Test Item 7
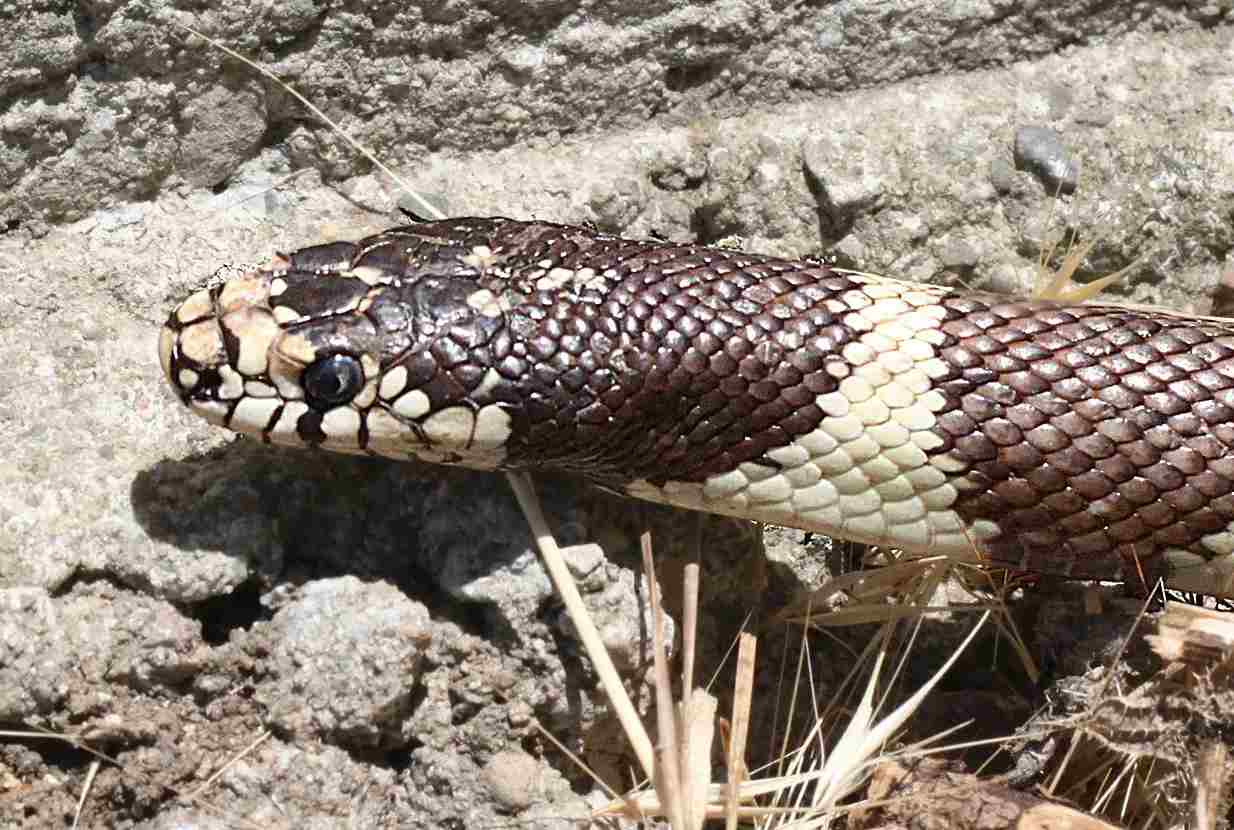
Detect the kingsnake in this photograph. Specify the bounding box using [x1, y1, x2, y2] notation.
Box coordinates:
[159, 218, 1234, 597]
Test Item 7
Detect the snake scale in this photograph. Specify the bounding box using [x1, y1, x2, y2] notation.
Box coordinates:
[160, 217, 1234, 598]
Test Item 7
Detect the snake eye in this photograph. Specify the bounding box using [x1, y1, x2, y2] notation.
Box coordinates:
[303, 353, 364, 409]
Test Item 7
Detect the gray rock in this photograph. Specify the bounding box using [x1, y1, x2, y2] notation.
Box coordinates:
[201, 149, 305, 225]
[988, 157, 1020, 194]
[646, 130, 710, 192]
[132, 740, 409, 829]
[9, 0, 1225, 224]
[983, 260, 1037, 296]
[801, 134, 889, 226]
[135, 808, 235, 830]
[483, 749, 541, 811]
[93, 203, 148, 232]
[936, 234, 982, 269]
[177, 84, 266, 188]
[0, 7, 81, 98]
[1013, 126, 1082, 195]
[763, 525, 835, 591]
[396, 188, 451, 220]
[413, 472, 593, 617]
[241, 577, 432, 747]
[0, 585, 202, 722]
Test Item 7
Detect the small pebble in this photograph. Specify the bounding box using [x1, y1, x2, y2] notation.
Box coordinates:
[1013, 126, 1080, 194]
[483, 750, 541, 812]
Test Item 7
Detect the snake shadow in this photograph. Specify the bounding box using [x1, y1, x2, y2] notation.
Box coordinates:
[130, 437, 1059, 776]
[130, 438, 594, 643]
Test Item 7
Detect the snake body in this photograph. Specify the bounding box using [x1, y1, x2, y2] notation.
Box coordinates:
[160, 218, 1234, 597]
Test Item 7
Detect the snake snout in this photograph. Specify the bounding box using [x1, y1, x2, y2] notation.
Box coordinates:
[159, 272, 281, 428]
[159, 286, 228, 420]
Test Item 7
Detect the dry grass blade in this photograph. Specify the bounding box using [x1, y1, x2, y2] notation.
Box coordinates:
[642, 531, 719, 830]
[1031, 222, 1137, 303]
[645, 530, 689, 830]
[682, 563, 700, 705]
[71, 760, 100, 830]
[181, 729, 272, 803]
[587, 535, 727, 827]
[677, 560, 715, 830]
[725, 632, 756, 830]
[781, 543, 1044, 687]
[823, 613, 990, 808]
[1194, 741, 1230, 830]
[960, 565, 1040, 684]
[753, 611, 991, 828]
[682, 690, 719, 830]
[775, 556, 952, 623]
[0, 726, 123, 769]
[506, 472, 655, 780]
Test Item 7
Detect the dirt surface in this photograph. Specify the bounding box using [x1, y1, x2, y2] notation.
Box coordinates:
[3, 2, 1234, 828]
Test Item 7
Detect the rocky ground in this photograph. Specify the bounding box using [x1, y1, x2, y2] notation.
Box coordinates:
[2, 1, 1233, 827]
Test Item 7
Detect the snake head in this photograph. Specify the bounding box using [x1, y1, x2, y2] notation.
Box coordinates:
[159, 229, 518, 470]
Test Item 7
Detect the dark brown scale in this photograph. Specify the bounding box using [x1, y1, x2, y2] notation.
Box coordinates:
[1073, 469, 1119, 498]
[1025, 392, 1070, 417]
[274, 270, 373, 319]
[1005, 404, 1047, 431]
[1073, 434, 1117, 460]
[938, 410, 977, 437]
[1045, 448, 1092, 477]
[286, 240, 364, 271]
[1052, 411, 1094, 438]
[1140, 502, 1176, 528]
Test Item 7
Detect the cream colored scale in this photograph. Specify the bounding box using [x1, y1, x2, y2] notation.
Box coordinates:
[625, 270, 1001, 557]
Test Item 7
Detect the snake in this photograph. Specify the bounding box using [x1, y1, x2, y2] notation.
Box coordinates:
[159, 217, 1234, 598]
